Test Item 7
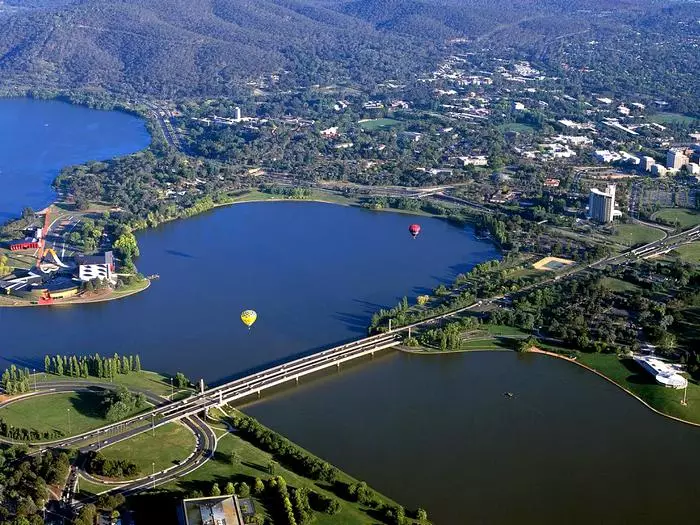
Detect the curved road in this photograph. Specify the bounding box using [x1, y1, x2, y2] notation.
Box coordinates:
[0, 381, 214, 504]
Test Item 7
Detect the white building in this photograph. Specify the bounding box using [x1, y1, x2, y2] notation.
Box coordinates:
[633, 354, 687, 389]
[76, 251, 114, 283]
[651, 164, 667, 177]
[588, 185, 617, 223]
[667, 149, 689, 170]
[594, 150, 622, 163]
[454, 155, 488, 167]
[641, 156, 655, 172]
[234, 107, 241, 122]
[320, 126, 339, 138]
[686, 163, 700, 175]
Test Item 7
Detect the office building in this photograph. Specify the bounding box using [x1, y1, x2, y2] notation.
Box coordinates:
[666, 149, 689, 170]
[588, 184, 616, 223]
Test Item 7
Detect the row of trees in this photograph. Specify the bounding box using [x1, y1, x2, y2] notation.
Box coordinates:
[44, 353, 142, 379]
[86, 450, 139, 478]
[0, 419, 62, 442]
[1, 365, 33, 395]
[231, 413, 338, 483]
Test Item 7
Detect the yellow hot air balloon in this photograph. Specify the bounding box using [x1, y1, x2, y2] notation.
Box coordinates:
[241, 309, 257, 329]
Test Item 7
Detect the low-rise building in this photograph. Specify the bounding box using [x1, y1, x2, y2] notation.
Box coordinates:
[544, 178, 560, 187]
[454, 155, 488, 167]
[75, 251, 114, 283]
[641, 156, 655, 172]
[651, 164, 667, 177]
[179, 495, 245, 525]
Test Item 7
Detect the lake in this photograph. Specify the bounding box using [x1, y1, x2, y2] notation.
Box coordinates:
[0, 98, 150, 220]
[245, 350, 700, 525]
[0, 201, 499, 379]
[4, 98, 699, 525]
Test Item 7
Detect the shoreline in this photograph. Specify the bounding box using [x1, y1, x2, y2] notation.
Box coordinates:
[0, 279, 150, 308]
[400, 344, 700, 428]
[527, 348, 700, 429]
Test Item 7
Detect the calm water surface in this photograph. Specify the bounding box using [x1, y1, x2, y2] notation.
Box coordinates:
[0, 98, 150, 219]
[1, 201, 498, 379]
[246, 351, 700, 525]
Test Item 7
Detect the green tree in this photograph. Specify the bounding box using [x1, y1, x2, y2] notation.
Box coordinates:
[134, 355, 142, 372]
[44, 355, 50, 373]
[210, 483, 221, 497]
[253, 478, 265, 495]
[237, 481, 250, 498]
[267, 461, 276, 475]
[113, 230, 140, 263]
[224, 482, 235, 495]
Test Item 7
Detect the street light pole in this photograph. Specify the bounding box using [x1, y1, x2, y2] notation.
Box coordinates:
[170, 377, 174, 400]
[32, 369, 36, 391]
[67, 409, 71, 435]
[151, 414, 155, 437]
[681, 383, 688, 406]
[152, 462, 156, 489]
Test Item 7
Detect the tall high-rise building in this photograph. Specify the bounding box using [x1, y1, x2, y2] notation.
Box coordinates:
[666, 149, 688, 170]
[588, 184, 616, 223]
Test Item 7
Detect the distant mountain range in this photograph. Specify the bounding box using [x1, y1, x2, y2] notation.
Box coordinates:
[0, 0, 659, 97]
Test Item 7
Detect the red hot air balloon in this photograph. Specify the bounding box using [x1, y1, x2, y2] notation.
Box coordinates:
[408, 224, 421, 239]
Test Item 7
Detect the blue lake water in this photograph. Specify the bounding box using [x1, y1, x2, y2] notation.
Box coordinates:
[1, 201, 498, 380]
[0, 98, 150, 220]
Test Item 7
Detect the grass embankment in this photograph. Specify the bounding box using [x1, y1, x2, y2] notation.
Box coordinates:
[161, 408, 403, 525]
[497, 122, 536, 133]
[576, 353, 700, 425]
[0, 391, 147, 438]
[654, 208, 700, 229]
[600, 277, 640, 293]
[77, 475, 119, 496]
[358, 118, 401, 130]
[97, 422, 196, 479]
[671, 243, 700, 265]
[37, 370, 190, 399]
[649, 112, 698, 126]
[609, 223, 665, 248]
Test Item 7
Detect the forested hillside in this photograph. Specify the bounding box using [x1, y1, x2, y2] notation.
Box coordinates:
[0, 0, 665, 96]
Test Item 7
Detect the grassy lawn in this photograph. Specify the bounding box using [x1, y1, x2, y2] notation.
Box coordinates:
[99, 422, 196, 478]
[37, 370, 189, 399]
[77, 475, 116, 497]
[577, 354, 700, 424]
[671, 243, 700, 265]
[162, 410, 402, 525]
[497, 122, 537, 133]
[111, 278, 150, 297]
[649, 112, 698, 126]
[609, 223, 665, 247]
[0, 391, 115, 438]
[653, 208, 700, 229]
[483, 324, 530, 337]
[358, 118, 401, 130]
[601, 277, 640, 293]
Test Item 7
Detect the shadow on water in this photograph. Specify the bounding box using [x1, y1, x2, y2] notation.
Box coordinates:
[2, 355, 45, 371]
[165, 249, 195, 258]
[332, 312, 370, 334]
